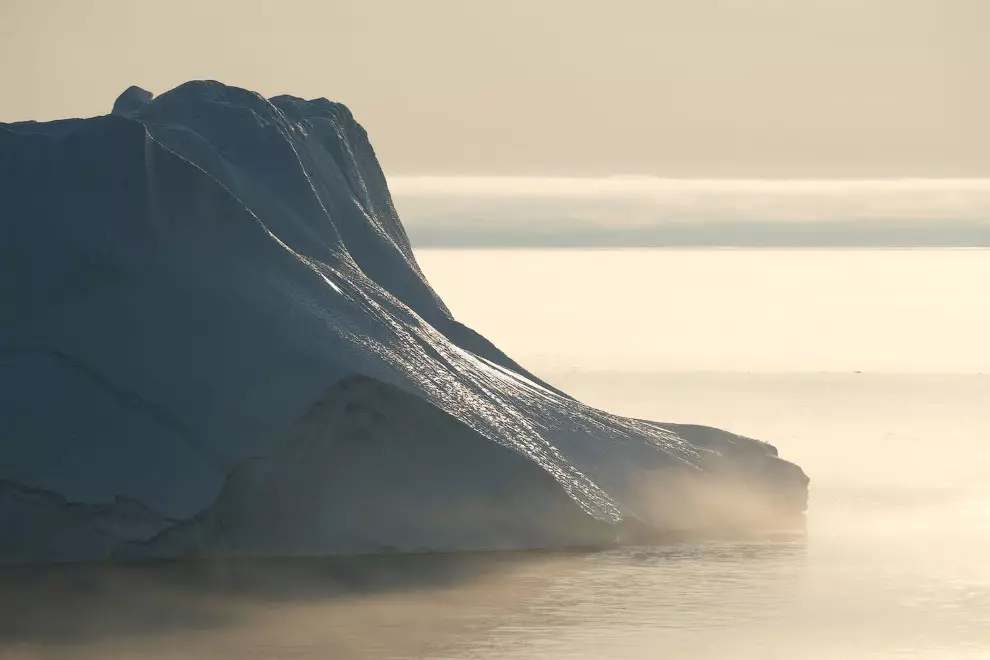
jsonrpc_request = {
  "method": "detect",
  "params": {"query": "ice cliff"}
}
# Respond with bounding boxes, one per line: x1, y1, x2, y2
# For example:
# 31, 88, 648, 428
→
0, 82, 808, 561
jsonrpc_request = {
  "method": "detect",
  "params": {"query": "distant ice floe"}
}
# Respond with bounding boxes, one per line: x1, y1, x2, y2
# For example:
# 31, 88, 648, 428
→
390, 176, 990, 247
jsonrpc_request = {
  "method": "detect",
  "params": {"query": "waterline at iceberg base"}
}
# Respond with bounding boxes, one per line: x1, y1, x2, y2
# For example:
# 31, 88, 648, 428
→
0, 82, 808, 562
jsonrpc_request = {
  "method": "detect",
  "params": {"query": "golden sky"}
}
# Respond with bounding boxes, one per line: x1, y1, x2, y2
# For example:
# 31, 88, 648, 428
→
2, 0, 987, 176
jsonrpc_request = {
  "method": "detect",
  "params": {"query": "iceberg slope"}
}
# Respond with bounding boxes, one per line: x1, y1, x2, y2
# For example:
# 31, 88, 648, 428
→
127, 375, 614, 559
0, 82, 807, 560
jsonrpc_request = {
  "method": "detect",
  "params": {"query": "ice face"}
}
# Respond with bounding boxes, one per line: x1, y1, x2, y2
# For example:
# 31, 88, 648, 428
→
0, 81, 807, 561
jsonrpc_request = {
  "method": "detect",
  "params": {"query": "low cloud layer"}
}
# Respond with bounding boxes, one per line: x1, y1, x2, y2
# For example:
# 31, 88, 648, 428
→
390, 177, 990, 248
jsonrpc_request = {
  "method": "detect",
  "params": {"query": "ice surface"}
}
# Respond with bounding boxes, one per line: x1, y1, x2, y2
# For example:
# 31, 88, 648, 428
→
0, 82, 808, 561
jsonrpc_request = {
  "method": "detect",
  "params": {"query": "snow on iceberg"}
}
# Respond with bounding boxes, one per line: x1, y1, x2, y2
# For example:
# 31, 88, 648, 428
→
0, 82, 808, 562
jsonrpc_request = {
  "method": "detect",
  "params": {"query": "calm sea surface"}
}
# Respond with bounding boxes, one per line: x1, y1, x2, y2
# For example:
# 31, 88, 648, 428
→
3, 249, 989, 659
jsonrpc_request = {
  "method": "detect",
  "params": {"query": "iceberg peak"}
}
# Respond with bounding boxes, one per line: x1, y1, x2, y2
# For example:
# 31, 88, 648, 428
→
110, 85, 153, 115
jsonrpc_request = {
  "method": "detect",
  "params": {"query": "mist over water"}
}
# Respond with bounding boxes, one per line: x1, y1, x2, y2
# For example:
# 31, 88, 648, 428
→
4, 249, 989, 659
415, 249, 990, 374
392, 179, 990, 248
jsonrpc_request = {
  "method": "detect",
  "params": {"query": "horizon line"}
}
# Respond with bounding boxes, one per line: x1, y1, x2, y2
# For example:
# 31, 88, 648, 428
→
388, 175, 990, 196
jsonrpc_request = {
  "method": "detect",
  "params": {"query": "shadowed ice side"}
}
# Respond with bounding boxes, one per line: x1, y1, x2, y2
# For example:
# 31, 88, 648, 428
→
0, 82, 808, 562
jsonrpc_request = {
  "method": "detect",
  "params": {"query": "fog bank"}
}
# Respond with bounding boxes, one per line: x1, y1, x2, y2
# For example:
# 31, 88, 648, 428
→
392, 177, 990, 247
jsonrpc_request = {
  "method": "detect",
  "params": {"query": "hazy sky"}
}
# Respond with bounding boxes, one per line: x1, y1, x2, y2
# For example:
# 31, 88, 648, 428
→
2, 0, 988, 177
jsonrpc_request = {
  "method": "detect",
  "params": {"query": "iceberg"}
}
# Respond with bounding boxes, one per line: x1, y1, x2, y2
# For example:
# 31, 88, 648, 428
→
0, 82, 808, 561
